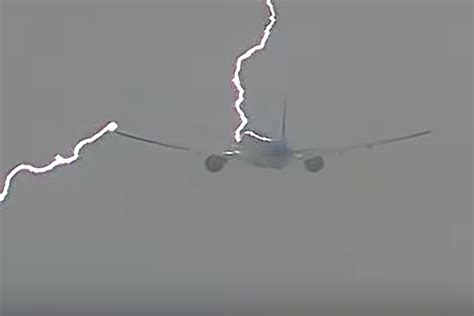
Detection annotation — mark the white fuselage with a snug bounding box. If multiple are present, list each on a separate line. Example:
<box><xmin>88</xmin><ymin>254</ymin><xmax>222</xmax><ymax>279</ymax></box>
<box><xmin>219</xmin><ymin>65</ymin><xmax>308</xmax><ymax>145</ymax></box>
<box><xmin>235</xmin><ymin>134</ymin><xmax>293</xmax><ymax>169</ymax></box>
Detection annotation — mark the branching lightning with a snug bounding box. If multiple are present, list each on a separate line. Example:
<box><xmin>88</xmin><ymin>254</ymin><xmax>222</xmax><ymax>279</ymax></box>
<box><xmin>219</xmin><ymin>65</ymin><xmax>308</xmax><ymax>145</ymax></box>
<box><xmin>0</xmin><ymin>121</ymin><xmax>118</xmax><ymax>202</ymax></box>
<box><xmin>231</xmin><ymin>0</ymin><xmax>277</xmax><ymax>143</ymax></box>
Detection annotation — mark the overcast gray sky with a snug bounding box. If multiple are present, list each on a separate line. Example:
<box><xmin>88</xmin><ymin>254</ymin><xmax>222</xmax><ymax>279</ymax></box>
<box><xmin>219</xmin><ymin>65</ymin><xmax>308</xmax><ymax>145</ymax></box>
<box><xmin>1</xmin><ymin>0</ymin><xmax>472</xmax><ymax>315</ymax></box>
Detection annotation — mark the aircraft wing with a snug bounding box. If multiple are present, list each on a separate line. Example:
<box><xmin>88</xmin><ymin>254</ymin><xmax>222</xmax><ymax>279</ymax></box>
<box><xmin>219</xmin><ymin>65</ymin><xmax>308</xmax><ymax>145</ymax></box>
<box><xmin>113</xmin><ymin>130</ymin><xmax>237</xmax><ymax>158</ymax></box>
<box><xmin>293</xmin><ymin>130</ymin><xmax>431</xmax><ymax>160</ymax></box>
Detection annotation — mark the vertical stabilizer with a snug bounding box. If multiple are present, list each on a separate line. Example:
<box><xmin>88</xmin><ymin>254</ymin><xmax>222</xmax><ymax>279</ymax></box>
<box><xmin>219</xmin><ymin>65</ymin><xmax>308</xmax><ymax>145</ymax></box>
<box><xmin>281</xmin><ymin>96</ymin><xmax>287</xmax><ymax>140</ymax></box>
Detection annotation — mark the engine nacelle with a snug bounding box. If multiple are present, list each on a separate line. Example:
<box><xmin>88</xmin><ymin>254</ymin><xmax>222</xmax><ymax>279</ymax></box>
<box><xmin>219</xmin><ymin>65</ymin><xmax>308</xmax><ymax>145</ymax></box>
<box><xmin>304</xmin><ymin>156</ymin><xmax>324</xmax><ymax>172</ymax></box>
<box><xmin>205</xmin><ymin>155</ymin><xmax>228</xmax><ymax>173</ymax></box>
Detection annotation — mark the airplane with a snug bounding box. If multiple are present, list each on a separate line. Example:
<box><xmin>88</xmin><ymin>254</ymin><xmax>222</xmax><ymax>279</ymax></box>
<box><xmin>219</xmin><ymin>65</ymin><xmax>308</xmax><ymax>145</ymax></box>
<box><xmin>113</xmin><ymin>99</ymin><xmax>431</xmax><ymax>173</ymax></box>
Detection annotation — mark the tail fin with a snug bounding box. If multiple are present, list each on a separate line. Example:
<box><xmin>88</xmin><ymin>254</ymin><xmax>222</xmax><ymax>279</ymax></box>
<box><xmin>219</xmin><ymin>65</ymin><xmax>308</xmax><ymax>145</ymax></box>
<box><xmin>281</xmin><ymin>96</ymin><xmax>287</xmax><ymax>140</ymax></box>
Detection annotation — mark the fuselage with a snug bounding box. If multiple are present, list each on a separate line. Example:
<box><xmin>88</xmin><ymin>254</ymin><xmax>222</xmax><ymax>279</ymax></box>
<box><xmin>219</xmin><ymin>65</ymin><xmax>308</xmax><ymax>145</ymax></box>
<box><xmin>235</xmin><ymin>133</ymin><xmax>293</xmax><ymax>169</ymax></box>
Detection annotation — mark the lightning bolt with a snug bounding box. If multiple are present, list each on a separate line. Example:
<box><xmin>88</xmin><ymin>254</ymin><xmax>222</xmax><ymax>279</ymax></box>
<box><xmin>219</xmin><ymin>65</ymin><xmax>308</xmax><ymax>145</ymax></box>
<box><xmin>1</xmin><ymin>1</ymin><xmax>278</xmax><ymax>202</ymax></box>
<box><xmin>0</xmin><ymin>121</ymin><xmax>118</xmax><ymax>202</ymax></box>
<box><xmin>231</xmin><ymin>0</ymin><xmax>277</xmax><ymax>143</ymax></box>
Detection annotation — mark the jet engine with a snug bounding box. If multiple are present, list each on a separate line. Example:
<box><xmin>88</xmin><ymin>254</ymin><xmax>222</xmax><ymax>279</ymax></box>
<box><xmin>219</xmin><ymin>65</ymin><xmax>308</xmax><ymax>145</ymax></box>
<box><xmin>205</xmin><ymin>155</ymin><xmax>228</xmax><ymax>173</ymax></box>
<box><xmin>304</xmin><ymin>156</ymin><xmax>324</xmax><ymax>172</ymax></box>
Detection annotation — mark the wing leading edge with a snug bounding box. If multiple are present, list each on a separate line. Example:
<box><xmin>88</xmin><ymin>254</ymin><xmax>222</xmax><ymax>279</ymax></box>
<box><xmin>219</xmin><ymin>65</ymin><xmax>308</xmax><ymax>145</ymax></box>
<box><xmin>114</xmin><ymin>130</ymin><xmax>192</xmax><ymax>151</ymax></box>
<box><xmin>294</xmin><ymin>130</ymin><xmax>432</xmax><ymax>160</ymax></box>
<box><xmin>113</xmin><ymin>129</ymin><xmax>237</xmax><ymax>158</ymax></box>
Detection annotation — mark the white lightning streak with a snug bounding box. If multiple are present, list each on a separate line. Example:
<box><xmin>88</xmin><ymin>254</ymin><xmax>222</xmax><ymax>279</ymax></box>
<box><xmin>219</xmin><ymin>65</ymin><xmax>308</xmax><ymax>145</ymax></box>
<box><xmin>0</xmin><ymin>121</ymin><xmax>118</xmax><ymax>202</ymax></box>
<box><xmin>1</xmin><ymin>1</ymin><xmax>277</xmax><ymax>202</ymax></box>
<box><xmin>232</xmin><ymin>0</ymin><xmax>277</xmax><ymax>143</ymax></box>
